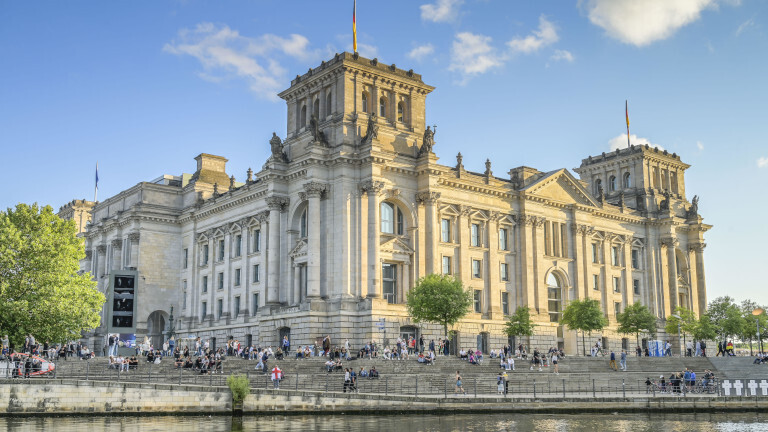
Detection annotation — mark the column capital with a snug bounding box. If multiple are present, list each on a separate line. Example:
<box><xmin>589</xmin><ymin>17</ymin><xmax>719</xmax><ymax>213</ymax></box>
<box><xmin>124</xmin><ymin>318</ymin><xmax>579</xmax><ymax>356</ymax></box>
<box><xmin>303</xmin><ymin>181</ymin><xmax>329</xmax><ymax>198</ymax></box>
<box><xmin>688</xmin><ymin>242</ymin><xmax>706</xmax><ymax>253</ymax></box>
<box><xmin>360</xmin><ymin>180</ymin><xmax>386</xmax><ymax>195</ymax></box>
<box><xmin>110</xmin><ymin>238</ymin><xmax>123</xmax><ymax>248</ymax></box>
<box><xmin>256</xmin><ymin>210</ymin><xmax>270</xmax><ymax>223</ymax></box>
<box><xmin>660</xmin><ymin>237</ymin><xmax>679</xmax><ymax>248</ymax></box>
<box><xmin>127</xmin><ymin>232</ymin><xmax>140</xmax><ymax>242</ymax></box>
<box><xmin>96</xmin><ymin>244</ymin><xmax>107</xmax><ymax>254</ymax></box>
<box><xmin>416</xmin><ymin>191</ymin><xmax>441</xmax><ymax>205</ymax></box>
<box><xmin>266</xmin><ymin>196</ymin><xmax>290</xmax><ymax>212</ymax></box>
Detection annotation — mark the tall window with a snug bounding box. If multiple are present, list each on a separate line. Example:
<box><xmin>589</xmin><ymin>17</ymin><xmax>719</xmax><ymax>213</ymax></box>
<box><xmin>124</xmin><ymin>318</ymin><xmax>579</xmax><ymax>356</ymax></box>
<box><xmin>500</xmin><ymin>263</ymin><xmax>509</xmax><ymax>281</ymax></box>
<box><xmin>217</xmin><ymin>272</ymin><xmax>224</xmax><ymax>290</ymax></box>
<box><xmin>474</xmin><ymin>290</ymin><xmax>482</xmax><ymax>313</ymax></box>
<box><xmin>593</xmin><ymin>274</ymin><xmax>599</xmax><ymax>291</ymax></box>
<box><xmin>397</xmin><ymin>101</ymin><xmax>405</xmax><ymax>122</ymax></box>
<box><xmin>234</xmin><ymin>268</ymin><xmax>241</xmax><ymax>286</ymax></box>
<box><xmin>300</xmin><ymin>209</ymin><xmax>308</xmax><ymax>238</ymax></box>
<box><xmin>218</xmin><ymin>239</ymin><xmax>225</xmax><ymax>261</ymax></box>
<box><xmin>326</xmin><ymin>91</ymin><xmax>332</xmax><ymax>117</ymax></box>
<box><xmin>202</xmin><ymin>276</ymin><xmax>208</xmax><ymax>293</ymax></box>
<box><xmin>201</xmin><ymin>301</ymin><xmax>207</xmax><ymax>319</ymax></box>
<box><xmin>614</xmin><ymin>302</ymin><xmax>621</xmax><ymax>318</ymax></box>
<box><xmin>234</xmin><ymin>296</ymin><xmax>240</xmax><ymax>317</ymax></box>
<box><xmin>471</xmin><ymin>223</ymin><xmax>480</xmax><ymax>247</ymax></box>
<box><xmin>361</xmin><ymin>92</ymin><xmax>368</xmax><ymax>113</ymax></box>
<box><xmin>382</xmin><ymin>263</ymin><xmax>397</xmax><ymax>304</ymax></box>
<box><xmin>441</xmin><ymin>219</ymin><xmax>451</xmax><ymax>242</ymax></box>
<box><xmin>499</xmin><ymin>228</ymin><xmax>508</xmax><ymax>250</ymax></box>
<box><xmin>253</xmin><ymin>229</ymin><xmax>261</xmax><ymax>252</ymax></box>
<box><xmin>313</xmin><ymin>98</ymin><xmax>320</xmax><ymax>118</ymax></box>
<box><xmin>611</xmin><ymin>246</ymin><xmax>620</xmax><ymax>266</ymax></box>
<box><xmin>216</xmin><ymin>298</ymin><xmax>223</xmax><ymax>319</ymax></box>
<box><xmin>381</xmin><ymin>202</ymin><xmax>404</xmax><ymax>235</ymax></box>
<box><xmin>609</xmin><ymin>175</ymin><xmax>617</xmax><ymax>191</ymax></box>
<box><xmin>472</xmin><ymin>259</ymin><xmax>482</xmax><ymax>278</ymax></box>
<box><xmin>442</xmin><ymin>256</ymin><xmax>451</xmax><ymax>275</ymax></box>
<box><xmin>182</xmin><ymin>280</ymin><xmax>187</xmax><ymax>309</ymax></box>
<box><xmin>595</xmin><ymin>179</ymin><xmax>602</xmax><ymax>196</ymax></box>
<box><xmin>252</xmin><ymin>264</ymin><xmax>260</xmax><ymax>283</ymax></box>
<box><xmin>633</xmin><ymin>279</ymin><xmax>640</xmax><ymax>295</ymax></box>
<box><xmin>613</xmin><ymin>276</ymin><xmax>621</xmax><ymax>292</ymax></box>
<box><xmin>234</xmin><ymin>235</ymin><xmax>242</xmax><ymax>257</ymax></box>
<box><xmin>300</xmin><ymin>105</ymin><xmax>307</xmax><ymax>126</ymax></box>
<box><xmin>252</xmin><ymin>293</ymin><xmax>259</xmax><ymax>316</ymax></box>
<box><xmin>547</xmin><ymin>273</ymin><xmax>562</xmax><ymax>323</ymax></box>
<box><xmin>592</xmin><ymin>243</ymin><xmax>598</xmax><ymax>263</ymax></box>
<box><xmin>623</xmin><ymin>172</ymin><xmax>631</xmax><ymax>189</ymax></box>
<box><xmin>501</xmin><ymin>292</ymin><xmax>509</xmax><ymax>315</ymax></box>
<box><xmin>379</xmin><ymin>96</ymin><xmax>387</xmax><ymax>117</ymax></box>
<box><xmin>183</xmin><ymin>248</ymin><xmax>188</xmax><ymax>269</ymax></box>
<box><xmin>631</xmin><ymin>249</ymin><xmax>640</xmax><ymax>269</ymax></box>
<box><xmin>202</xmin><ymin>244</ymin><xmax>209</xmax><ymax>265</ymax></box>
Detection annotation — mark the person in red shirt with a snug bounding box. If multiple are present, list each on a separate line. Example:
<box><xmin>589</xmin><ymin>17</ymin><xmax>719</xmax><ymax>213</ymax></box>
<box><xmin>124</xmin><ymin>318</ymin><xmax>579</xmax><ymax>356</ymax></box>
<box><xmin>271</xmin><ymin>366</ymin><xmax>283</xmax><ymax>389</ymax></box>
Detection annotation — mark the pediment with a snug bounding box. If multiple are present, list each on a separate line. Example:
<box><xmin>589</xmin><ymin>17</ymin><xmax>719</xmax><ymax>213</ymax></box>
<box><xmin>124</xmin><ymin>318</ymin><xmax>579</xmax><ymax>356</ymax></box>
<box><xmin>523</xmin><ymin>169</ymin><xmax>599</xmax><ymax>207</ymax></box>
<box><xmin>380</xmin><ymin>237</ymin><xmax>414</xmax><ymax>255</ymax></box>
<box><xmin>289</xmin><ymin>239</ymin><xmax>308</xmax><ymax>258</ymax></box>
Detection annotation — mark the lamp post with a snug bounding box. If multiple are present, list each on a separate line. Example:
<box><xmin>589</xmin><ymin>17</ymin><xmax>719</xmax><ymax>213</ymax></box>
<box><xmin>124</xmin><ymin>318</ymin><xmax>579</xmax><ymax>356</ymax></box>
<box><xmin>671</xmin><ymin>314</ymin><xmax>683</xmax><ymax>357</ymax></box>
<box><xmin>753</xmin><ymin>308</ymin><xmax>764</xmax><ymax>356</ymax></box>
<box><xmin>167</xmin><ymin>306</ymin><xmax>176</xmax><ymax>340</ymax></box>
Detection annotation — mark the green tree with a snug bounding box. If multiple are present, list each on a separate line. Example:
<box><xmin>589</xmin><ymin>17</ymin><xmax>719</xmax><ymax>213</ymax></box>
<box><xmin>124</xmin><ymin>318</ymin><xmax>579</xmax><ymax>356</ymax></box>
<box><xmin>692</xmin><ymin>313</ymin><xmax>717</xmax><ymax>342</ymax></box>
<box><xmin>665</xmin><ymin>306</ymin><xmax>697</xmax><ymax>354</ymax></box>
<box><xmin>406</xmin><ymin>274</ymin><xmax>473</xmax><ymax>337</ymax></box>
<box><xmin>739</xmin><ymin>300</ymin><xmax>768</xmax><ymax>355</ymax></box>
<box><xmin>561</xmin><ymin>298</ymin><xmax>608</xmax><ymax>356</ymax></box>
<box><xmin>616</xmin><ymin>303</ymin><xmax>657</xmax><ymax>347</ymax></box>
<box><xmin>707</xmin><ymin>296</ymin><xmax>744</xmax><ymax>344</ymax></box>
<box><xmin>503</xmin><ymin>306</ymin><xmax>536</xmax><ymax>344</ymax></box>
<box><xmin>0</xmin><ymin>203</ymin><xmax>104</xmax><ymax>348</ymax></box>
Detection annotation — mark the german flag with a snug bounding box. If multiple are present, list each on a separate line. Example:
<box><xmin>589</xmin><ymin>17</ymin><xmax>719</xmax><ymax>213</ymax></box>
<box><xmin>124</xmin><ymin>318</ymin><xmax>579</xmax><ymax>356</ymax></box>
<box><xmin>353</xmin><ymin>0</ymin><xmax>358</xmax><ymax>53</ymax></box>
<box><xmin>625</xmin><ymin>100</ymin><xmax>630</xmax><ymax>147</ymax></box>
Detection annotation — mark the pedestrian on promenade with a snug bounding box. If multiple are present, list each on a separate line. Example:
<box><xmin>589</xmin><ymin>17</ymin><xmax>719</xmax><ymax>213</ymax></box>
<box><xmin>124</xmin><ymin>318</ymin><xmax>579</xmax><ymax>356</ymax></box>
<box><xmin>551</xmin><ymin>352</ymin><xmax>559</xmax><ymax>375</ymax></box>
<box><xmin>455</xmin><ymin>371</ymin><xmax>466</xmax><ymax>395</ymax></box>
<box><xmin>620</xmin><ymin>350</ymin><xmax>627</xmax><ymax>371</ymax></box>
<box><xmin>271</xmin><ymin>365</ymin><xmax>282</xmax><ymax>389</ymax></box>
<box><xmin>497</xmin><ymin>373</ymin><xmax>504</xmax><ymax>394</ymax></box>
<box><xmin>502</xmin><ymin>370</ymin><xmax>509</xmax><ymax>395</ymax></box>
<box><xmin>609</xmin><ymin>351</ymin><xmax>617</xmax><ymax>371</ymax></box>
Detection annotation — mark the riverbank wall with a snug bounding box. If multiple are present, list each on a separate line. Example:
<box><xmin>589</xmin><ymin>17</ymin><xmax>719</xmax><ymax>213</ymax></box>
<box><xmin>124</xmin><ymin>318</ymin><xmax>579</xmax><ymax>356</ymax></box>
<box><xmin>2</xmin><ymin>379</ymin><xmax>768</xmax><ymax>415</ymax></box>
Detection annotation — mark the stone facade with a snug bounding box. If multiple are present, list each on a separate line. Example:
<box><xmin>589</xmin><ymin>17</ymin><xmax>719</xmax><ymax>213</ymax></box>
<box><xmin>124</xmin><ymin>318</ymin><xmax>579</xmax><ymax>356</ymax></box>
<box><xmin>68</xmin><ymin>52</ymin><xmax>711</xmax><ymax>355</ymax></box>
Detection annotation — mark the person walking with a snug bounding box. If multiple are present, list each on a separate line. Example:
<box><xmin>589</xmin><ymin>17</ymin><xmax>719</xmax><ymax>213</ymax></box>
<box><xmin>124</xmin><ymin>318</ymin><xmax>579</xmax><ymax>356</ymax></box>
<box><xmin>271</xmin><ymin>365</ymin><xmax>282</xmax><ymax>389</ymax></box>
<box><xmin>551</xmin><ymin>352</ymin><xmax>559</xmax><ymax>375</ymax></box>
<box><xmin>620</xmin><ymin>350</ymin><xmax>627</xmax><ymax>371</ymax></box>
<box><xmin>282</xmin><ymin>335</ymin><xmax>290</xmax><ymax>354</ymax></box>
<box><xmin>455</xmin><ymin>371</ymin><xmax>466</xmax><ymax>395</ymax></box>
<box><xmin>609</xmin><ymin>350</ymin><xmax>617</xmax><ymax>371</ymax></box>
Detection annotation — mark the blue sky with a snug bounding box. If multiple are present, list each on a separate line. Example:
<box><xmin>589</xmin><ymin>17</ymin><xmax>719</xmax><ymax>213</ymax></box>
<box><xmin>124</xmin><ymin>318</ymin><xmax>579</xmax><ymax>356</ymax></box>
<box><xmin>1</xmin><ymin>0</ymin><xmax>766</xmax><ymax>305</ymax></box>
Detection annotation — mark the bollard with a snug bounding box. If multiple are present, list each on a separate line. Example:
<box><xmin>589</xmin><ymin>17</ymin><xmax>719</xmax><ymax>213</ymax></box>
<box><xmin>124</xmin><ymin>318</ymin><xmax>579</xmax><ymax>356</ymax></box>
<box><xmin>592</xmin><ymin>379</ymin><xmax>595</xmax><ymax>398</ymax></box>
<box><xmin>622</xmin><ymin>379</ymin><xmax>626</xmax><ymax>398</ymax></box>
<box><xmin>533</xmin><ymin>380</ymin><xmax>537</xmax><ymax>398</ymax></box>
<box><xmin>562</xmin><ymin>379</ymin><xmax>566</xmax><ymax>398</ymax></box>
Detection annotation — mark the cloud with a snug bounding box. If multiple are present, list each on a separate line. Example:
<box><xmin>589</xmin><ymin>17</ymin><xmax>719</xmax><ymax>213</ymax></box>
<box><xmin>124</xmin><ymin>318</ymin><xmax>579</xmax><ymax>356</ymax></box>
<box><xmin>582</xmin><ymin>0</ymin><xmax>724</xmax><ymax>47</ymax></box>
<box><xmin>420</xmin><ymin>0</ymin><xmax>463</xmax><ymax>23</ymax></box>
<box><xmin>735</xmin><ymin>18</ymin><xmax>754</xmax><ymax>36</ymax></box>
<box><xmin>758</xmin><ymin>157</ymin><xmax>768</xmax><ymax>168</ymax></box>
<box><xmin>508</xmin><ymin>15</ymin><xmax>559</xmax><ymax>54</ymax></box>
<box><xmin>164</xmin><ymin>23</ymin><xmax>316</xmax><ymax>100</ymax></box>
<box><xmin>408</xmin><ymin>43</ymin><xmax>435</xmax><ymax>59</ymax></box>
<box><xmin>696</xmin><ymin>141</ymin><xmax>704</xmax><ymax>150</ymax></box>
<box><xmin>449</xmin><ymin>32</ymin><xmax>503</xmax><ymax>81</ymax></box>
<box><xmin>609</xmin><ymin>134</ymin><xmax>664</xmax><ymax>151</ymax></box>
<box><xmin>550</xmin><ymin>49</ymin><xmax>574</xmax><ymax>62</ymax></box>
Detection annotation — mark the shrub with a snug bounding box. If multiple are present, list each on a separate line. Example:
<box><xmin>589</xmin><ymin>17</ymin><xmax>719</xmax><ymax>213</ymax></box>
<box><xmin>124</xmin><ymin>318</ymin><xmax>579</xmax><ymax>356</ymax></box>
<box><xmin>227</xmin><ymin>374</ymin><xmax>251</xmax><ymax>403</ymax></box>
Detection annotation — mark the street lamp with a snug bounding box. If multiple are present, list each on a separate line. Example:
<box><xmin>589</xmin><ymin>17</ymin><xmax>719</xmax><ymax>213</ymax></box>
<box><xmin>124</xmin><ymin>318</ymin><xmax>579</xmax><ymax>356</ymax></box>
<box><xmin>671</xmin><ymin>314</ymin><xmax>683</xmax><ymax>357</ymax></box>
<box><xmin>753</xmin><ymin>308</ymin><xmax>764</xmax><ymax>356</ymax></box>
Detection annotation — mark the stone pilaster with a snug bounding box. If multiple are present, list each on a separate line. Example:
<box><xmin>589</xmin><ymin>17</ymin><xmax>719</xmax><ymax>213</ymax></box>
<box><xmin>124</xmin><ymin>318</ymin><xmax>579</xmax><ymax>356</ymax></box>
<box><xmin>361</xmin><ymin>180</ymin><xmax>385</xmax><ymax>298</ymax></box>
<box><xmin>266</xmin><ymin>196</ymin><xmax>289</xmax><ymax>305</ymax></box>
<box><xmin>303</xmin><ymin>181</ymin><xmax>328</xmax><ymax>298</ymax></box>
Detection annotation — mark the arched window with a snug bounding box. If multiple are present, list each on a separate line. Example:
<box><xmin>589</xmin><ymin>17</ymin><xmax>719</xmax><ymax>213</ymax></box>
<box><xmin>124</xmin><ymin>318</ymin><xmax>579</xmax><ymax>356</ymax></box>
<box><xmin>594</xmin><ymin>179</ymin><xmax>602</xmax><ymax>196</ymax></box>
<box><xmin>313</xmin><ymin>99</ymin><xmax>320</xmax><ymax>118</ymax></box>
<box><xmin>361</xmin><ymin>92</ymin><xmax>368</xmax><ymax>113</ymax></box>
<box><xmin>379</xmin><ymin>96</ymin><xmax>387</xmax><ymax>117</ymax></box>
<box><xmin>547</xmin><ymin>273</ymin><xmax>562</xmax><ymax>323</ymax></box>
<box><xmin>300</xmin><ymin>209</ymin><xmax>307</xmax><ymax>238</ymax></box>
<box><xmin>623</xmin><ymin>172</ymin><xmax>631</xmax><ymax>189</ymax></box>
<box><xmin>397</xmin><ymin>101</ymin><xmax>405</xmax><ymax>122</ymax></box>
<box><xmin>325</xmin><ymin>92</ymin><xmax>332</xmax><ymax>117</ymax></box>
<box><xmin>380</xmin><ymin>202</ymin><xmax>404</xmax><ymax>235</ymax></box>
<box><xmin>609</xmin><ymin>175</ymin><xmax>616</xmax><ymax>191</ymax></box>
<box><xmin>300</xmin><ymin>105</ymin><xmax>307</xmax><ymax>127</ymax></box>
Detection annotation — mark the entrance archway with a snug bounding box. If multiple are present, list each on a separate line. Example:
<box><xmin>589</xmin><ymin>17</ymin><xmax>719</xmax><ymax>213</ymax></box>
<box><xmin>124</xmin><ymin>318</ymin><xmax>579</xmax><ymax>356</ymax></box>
<box><xmin>146</xmin><ymin>310</ymin><xmax>168</xmax><ymax>349</ymax></box>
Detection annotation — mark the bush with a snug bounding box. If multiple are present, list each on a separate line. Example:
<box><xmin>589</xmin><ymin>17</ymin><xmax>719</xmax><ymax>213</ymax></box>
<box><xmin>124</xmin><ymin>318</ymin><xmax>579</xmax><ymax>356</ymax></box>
<box><xmin>227</xmin><ymin>374</ymin><xmax>251</xmax><ymax>403</ymax></box>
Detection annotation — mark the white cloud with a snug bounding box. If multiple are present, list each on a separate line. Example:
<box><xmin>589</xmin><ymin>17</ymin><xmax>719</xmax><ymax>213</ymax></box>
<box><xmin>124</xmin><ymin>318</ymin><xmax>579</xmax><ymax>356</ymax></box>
<box><xmin>696</xmin><ymin>141</ymin><xmax>704</xmax><ymax>150</ymax></box>
<box><xmin>550</xmin><ymin>49</ymin><xmax>574</xmax><ymax>62</ymax></box>
<box><xmin>508</xmin><ymin>15</ymin><xmax>559</xmax><ymax>54</ymax></box>
<box><xmin>164</xmin><ymin>23</ymin><xmax>316</xmax><ymax>100</ymax></box>
<box><xmin>735</xmin><ymin>18</ymin><xmax>754</xmax><ymax>36</ymax></box>
<box><xmin>582</xmin><ymin>0</ymin><xmax>725</xmax><ymax>47</ymax></box>
<box><xmin>609</xmin><ymin>134</ymin><xmax>664</xmax><ymax>151</ymax></box>
<box><xmin>758</xmin><ymin>157</ymin><xmax>768</xmax><ymax>168</ymax></box>
<box><xmin>408</xmin><ymin>43</ymin><xmax>435</xmax><ymax>59</ymax></box>
<box><xmin>355</xmin><ymin>43</ymin><xmax>379</xmax><ymax>59</ymax></box>
<box><xmin>449</xmin><ymin>32</ymin><xmax>503</xmax><ymax>80</ymax></box>
<box><xmin>420</xmin><ymin>0</ymin><xmax>463</xmax><ymax>23</ymax></box>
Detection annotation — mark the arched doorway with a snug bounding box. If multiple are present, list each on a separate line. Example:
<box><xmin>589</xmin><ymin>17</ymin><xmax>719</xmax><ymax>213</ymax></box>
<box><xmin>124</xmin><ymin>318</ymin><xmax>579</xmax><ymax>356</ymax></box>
<box><xmin>146</xmin><ymin>310</ymin><xmax>168</xmax><ymax>349</ymax></box>
<box><xmin>278</xmin><ymin>327</ymin><xmax>291</xmax><ymax>349</ymax></box>
<box><xmin>547</xmin><ymin>273</ymin><xmax>565</xmax><ymax>350</ymax></box>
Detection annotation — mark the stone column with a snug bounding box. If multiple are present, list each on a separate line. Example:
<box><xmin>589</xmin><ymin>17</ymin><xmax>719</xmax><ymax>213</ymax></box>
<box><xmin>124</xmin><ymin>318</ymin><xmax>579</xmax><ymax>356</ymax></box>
<box><xmin>96</xmin><ymin>244</ymin><xmax>107</xmax><ymax>279</ymax></box>
<box><xmin>416</xmin><ymin>191</ymin><xmax>441</xmax><ymax>274</ymax></box>
<box><xmin>266</xmin><ymin>196</ymin><xmax>289</xmax><ymax>305</ymax></box>
<box><xmin>111</xmin><ymin>239</ymin><xmax>122</xmax><ymax>271</ymax></box>
<box><xmin>458</xmin><ymin>205</ymin><xmax>472</xmax><ymax>283</ymax></box>
<box><xmin>361</xmin><ymin>180</ymin><xmax>385</xmax><ymax>298</ymax></box>
<box><xmin>304</xmin><ymin>182</ymin><xmax>327</xmax><ymax>298</ymax></box>
<box><xmin>127</xmin><ymin>232</ymin><xmax>140</xmax><ymax>269</ymax></box>
<box><xmin>691</xmin><ymin>243</ymin><xmax>707</xmax><ymax>316</ymax></box>
<box><xmin>661</xmin><ymin>237</ymin><xmax>679</xmax><ymax>315</ymax></box>
<box><xmin>487</xmin><ymin>214</ymin><xmax>501</xmax><ymax>317</ymax></box>
<box><xmin>293</xmin><ymin>263</ymin><xmax>301</xmax><ymax>304</ymax></box>
<box><xmin>623</xmin><ymin>238</ymin><xmax>633</xmax><ymax>306</ymax></box>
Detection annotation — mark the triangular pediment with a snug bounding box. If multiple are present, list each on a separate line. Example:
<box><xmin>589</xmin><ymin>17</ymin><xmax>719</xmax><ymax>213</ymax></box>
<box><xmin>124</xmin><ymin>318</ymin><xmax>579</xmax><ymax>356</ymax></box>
<box><xmin>289</xmin><ymin>239</ymin><xmax>308</xmax><ymax>258</ymax></box>
<box><xmin>522</xmin><ymin>169</ymin><xmax>599</xmax><ymax>207</ymax></box>
<box><xmin>380</xmin><ymin>237</ymin><xmax>414</xmax><ymax>255</ymax></box>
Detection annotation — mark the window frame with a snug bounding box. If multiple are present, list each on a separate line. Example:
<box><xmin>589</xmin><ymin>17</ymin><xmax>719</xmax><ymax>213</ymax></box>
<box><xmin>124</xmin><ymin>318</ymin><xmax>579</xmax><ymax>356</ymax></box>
<box><xmin>500</xmin><ymin>262</ymin><xmax>509</xmax><ymax>281</ymax></box>
<box><xmin>442</xmin><ymin>256</ymin><xmax>451</xmax><ymax>275</ymax></box>
<box><xmin>234</xmin><ymin>296</ymin><xmax>241</xmax><ymax>317</ymax></box>
<box><xmin>593</xmin><ymin>274</ymin><xmax>600</xmax><ymax>291</ymax></box>
<box><xmin>234</xmin><ymin>234</ymin><xmax>242</xmax><ymax>257</ymax></box>
<box><xmin>501</xmin><ymin>292</ymin><xmax>509</xmax><ymax>315</ymax></box>
<box><xmin>382</xmin><ymin>263</ymin><xmax>397</xmax><ymax>304</ymax></box>
<box><xmin>252</xmin><ymin>264</ymin><xmax>260</xmax><ymax>283</ymax></box>
<box><xmin>499</xmin><ymin>228</ymin><xmax>508</xmax><ymax>250</ymax></box>
<box><xmin>217</xmin><ymin>272</ymin><xmax>224</xmax><ymax>290</ymax></box>
<box><xmin>613</xmin><ymin>276</ymin><xmax>621</xmax><ymax>293</ymax></box>
<box><xmin>441</xmin><ymin>218</ymin><xmax>451</xmax><ymax>243</ymax></box>
<box><xmin>218</xmin><ymin>239</ymin><xmax>225</xmax><ymax>261</ymax></box>
<box><xmin>234</xmin><ymin>268</ymin><xmax>241</xmax><ymax>286</ymax></box>
<box><xmin>201</xmin><ymin>301</ymin><xmax>207</xmax><ymax>319</ymax></box>
<box><xmin>471</xmin><ymin>223</ymin><xmax>480</xmax><ymax>247</ymax></box>
<box><xmin>472</xmin><ymin>259</ymin><xmax>482</xmax><ymax>279</ymax></box>
<box><xmin>252</xmin><ymin>293</ymin><xmax>259</xmax><ymax>316</ymax></box>
<box><xmin>202</xmin><ymin>275</ymin><xmax>208</xmax><ymax>293</ymax></box>
<box><xmin>473</xmin><ymin>290</ymin><xmax>482</xmax><ymax>313</ymax></box>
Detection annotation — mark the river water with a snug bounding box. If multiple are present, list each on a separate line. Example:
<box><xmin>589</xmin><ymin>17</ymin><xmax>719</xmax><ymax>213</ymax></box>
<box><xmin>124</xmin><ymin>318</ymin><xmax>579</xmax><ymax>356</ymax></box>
<box><xmin>2</xmin><ymin>413</ymin><xmax>767</xmax><ymax>432</ymax></box>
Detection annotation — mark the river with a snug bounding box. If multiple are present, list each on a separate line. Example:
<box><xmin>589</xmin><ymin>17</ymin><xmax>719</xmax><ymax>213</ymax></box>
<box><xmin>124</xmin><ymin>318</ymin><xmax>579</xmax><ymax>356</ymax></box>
<box><xmin>2</xmin><ymin>413</ymin><xmax>767</xmax><ymax>431</ymax></box>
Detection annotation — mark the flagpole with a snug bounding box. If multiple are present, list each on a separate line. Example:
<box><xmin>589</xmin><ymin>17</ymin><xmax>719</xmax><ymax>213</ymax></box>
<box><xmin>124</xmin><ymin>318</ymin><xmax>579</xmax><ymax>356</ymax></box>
<box><xmin>94</xmin><ymin>162</ymin><xmax>99</xmax><ymax>202</ymax></box>
<box><xmin>625</xmin><ymin>100</ymin><xmax>630</xmax><ymax>148</ymax></box>
<box><xmin>353</xmin><ymin>0</ymin><xmax>358</xmax><ymax>53</ymax></box>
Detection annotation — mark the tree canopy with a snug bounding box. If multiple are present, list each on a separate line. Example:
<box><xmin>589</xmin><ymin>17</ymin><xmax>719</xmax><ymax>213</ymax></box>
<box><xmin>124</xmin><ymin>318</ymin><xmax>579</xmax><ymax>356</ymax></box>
<box><xmin>560</xmin><ymin>298</ymin><xmax>608</xmax><ymax>356</ymax></box>
<box><xmin>707</xmin><ymin>296</ymin><xmax>744</xmax><ymax>341</ymax></box>
<box><xmin>503</xmin><ymin>306</ymin><xmax>535</xmax><ymax>339</ymax></box>
<box><xmin>406</xmin><ymin>273</ymin><xmax>472</xmax><ymax>337</ymax></box>
<box><xmin>616</xmin><ymin>303</ymin><xmax>657</xmax><ymax>346</ymax></box>
<box><xmin>0</xmin><ymin>203</ymin><xmax>104</xmax><ymax>348</ymax></box>
<box><xmin>664</xmin><ymin>306</ymin><xmax>697</xmax><ymax>337</ymax></box>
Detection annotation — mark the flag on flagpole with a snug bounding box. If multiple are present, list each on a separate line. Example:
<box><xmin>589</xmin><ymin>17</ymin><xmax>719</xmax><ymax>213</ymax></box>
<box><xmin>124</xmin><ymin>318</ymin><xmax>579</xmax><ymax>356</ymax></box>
<box><xmin>94</xmin><ymin>162</ymin><xmax>99</xmax><ymax>202</ymax></box>
<box><xmin>353</xmin><ymin>0</ymin><xmax>358</xmax><ymax>53</ymax></box>
<box><xmin>625</xmin><ymin>100</ymin><xmax>630</xmax><ymax>148</ymax></box>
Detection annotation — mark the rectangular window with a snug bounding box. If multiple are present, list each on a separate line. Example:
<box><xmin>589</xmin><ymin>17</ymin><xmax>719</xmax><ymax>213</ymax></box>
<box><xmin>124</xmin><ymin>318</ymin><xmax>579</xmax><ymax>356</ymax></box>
<box><xmin>591</xmin><ymin>243</ymin><xmax>598</xmax><ymax>263</ymax></box>
<box><xmin>471</xmin><ymin>223</ymin><xmax>480</xmax><ymax>247</ymax></box>
<box><xmin>441</xmin><ymin>219</ymin><xmax>451</xmax><ymax>242</ymax></box>
<box><xmin>613</xmin><ymin>276</ymin><xmax>621</xmax><ymax>292</ymax></box>
<box><xmin>253</xmin><ymin>229</ymin><xmax>261</xmax><ymax>252</ymax></box>
<box><xmin>442</xmin><ymin>256</ymin><xmax>451</xmax><ymax>275</ymax></box>
<box><xmin>182</xmin><ymin>280</ymin><xmax>187</xmax><ymax>309</ymax></box>
<box><xmin>501</xmin><ymin>292</ymin><xmax>509</xmax><ymax>315</ymax></box>
<box><xmin>202</xmin><ymin>275</ymin><xmax>208</xmax><ymax>293</ymax></box>
<box><xmin>218</xmin><ymin>239</ymin><xmax>225</xmax><ymax>261</ymax></box>
<box><xmin>218</xmin><ymin>272</ymin><xmax>224</xmax><ymax>290</ymax></box>
<box><xmin>593</xmin><ymin>274</ymin><xmax>599</xmax><ymax>291</ymax></box>
<box><xmin>183</xmin><ymin>248</ymin><xmax>188</xmax><ymax>269</ymax></box>
<box><xmin>633</xmin><ymin>279</ymin><xmax>640</xmax><ymax>295</ymax></box>
<box><xmin>203</xmin><ymin>244</ymin><xmax>209</xmax><ymax>265</ymax></box>
<box><xmin>548</xmin><ymin>287</ymin><xmax>562</xmax><ymax>323</ymax></box>
<box><xmin>474</xmin><ymin>290</ymin><xmax>482</xmax><ymax>313</ymax></box>
<box><xmin>631</xmin><ymin>249</ymin><xmax>640</xmax><ymax>269</ymax></box>
<box><xmin>201</xmin><ymin>301</ymin><xmax>207</xmax><ymax>319</ymax></box>
<box><xmin>235</xmin><ymin>235</ymin><xmax>242</xmax><ymax>257</ymax></box>
<box><xmin>614</xmin><ymin>302</ymin><xmax>621</xmax><ymax>318</ymax></box>
<box><xmin>500</xmin><ymin>263</ymin><xmax>509</xmax><ymax>281</ymax></box>
<box><xmin>234</xmin><ymin>268</ymin><xmax>241</xmax><ymax>286</ymax></box>
<box><xmin>216</xmin><ymin>298</ymin><xmax>223</xmax><ymax>319</ymax></box>
<box><xmin>472</xmin><ymin>259</ymin><xmax>482</xmax><ymax>278</ymax></box>
<box><xmin>611</xmin><ymin>246</ymin><xmax>619</xmax><ymax>266</ymax></box>
<box><xmin>234</xmin><ymin>296</ymin><xmax>240</xmax><ymax>317</ymax></box>
<box><xmin>252</xmin><ymin>264</ymin><xmax>260</xmax><ymax>283</ymax></box>
<box><xmin>499</xmin><ymin>228</ymin><xmax>508</xmax><ymax>250</ymax></box>
<box><xmin>382</xmin><ymin>263</ymin><xmax>397</xmax><ymax>304</ymax></box>
<box><xmin>252</xmin><ymin>293</ymin><xmax>259</xmax><ymax>316</ymax></box>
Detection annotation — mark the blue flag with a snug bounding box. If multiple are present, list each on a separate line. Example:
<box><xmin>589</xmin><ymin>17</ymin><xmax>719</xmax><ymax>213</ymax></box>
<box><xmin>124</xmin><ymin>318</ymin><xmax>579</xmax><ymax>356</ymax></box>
<box><xmin>94</xmin><ymin>162</ymin><xmax>99</xmax><ymax>201</ymax></box>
